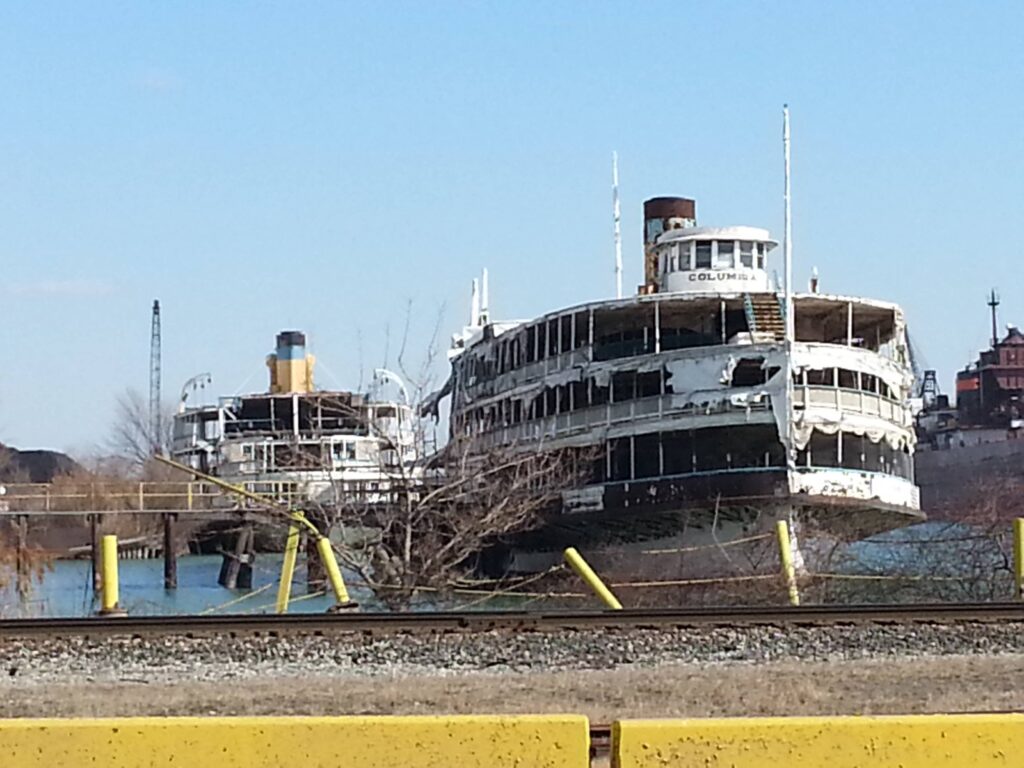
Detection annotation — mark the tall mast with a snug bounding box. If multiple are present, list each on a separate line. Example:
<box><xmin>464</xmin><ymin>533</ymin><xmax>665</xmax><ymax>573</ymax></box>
<box><xmin>470</xmin><ymin>278</ymin><xmax>480</xmax><ymax>327</ymax></box>
<box><xmin>613</xmin><ymin>151</ymin><xmax>623</xmax><ymax>299</ymax></box>
<box><xmin>783</xmin><ymin>106</ymin><xmax>794</xmax><ymax>343</ymax></box>
<box><xmin>988</xmin><ymin>288</ymin><xmax>1000</xmax><ymax>347</ymax></box>
<box><xmin>149</xmin><ymin>299</ymin><xmax>162</xmax><ymax>454</ymax></box>
<box><xmin>782</xmin><ymin>106</ymin><xmax>795</xmax><ymax>471</ymax></box>
<box><xmin>480</xmin><ymin>268</ymin><xmax>490</xmax><ymax>325</ymax></box>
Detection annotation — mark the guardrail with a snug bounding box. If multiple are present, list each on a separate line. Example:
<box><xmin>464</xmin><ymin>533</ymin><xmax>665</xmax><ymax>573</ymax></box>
<box><xmin>0</xmin><ymin>481</ymin><xmax>306</xmax><ymax>514</ymax></box>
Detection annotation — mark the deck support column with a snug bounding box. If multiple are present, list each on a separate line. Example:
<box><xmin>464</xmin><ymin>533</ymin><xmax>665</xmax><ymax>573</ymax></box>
<box><xmin>654</xmin><ymin>301</ymin><xmax>661</xmax><ymax>354</ymax></box>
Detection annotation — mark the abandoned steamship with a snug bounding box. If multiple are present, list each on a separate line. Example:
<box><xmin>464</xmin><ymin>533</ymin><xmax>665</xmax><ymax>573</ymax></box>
<box><xmin>171</xmin><ymin>331</ymin><xmax>417</xmax><ymax>505</ymax></box>
<box><xmin>436</xmin><ymin>195</ymin><xmax>923</xmax><ymax>574</ymax></box>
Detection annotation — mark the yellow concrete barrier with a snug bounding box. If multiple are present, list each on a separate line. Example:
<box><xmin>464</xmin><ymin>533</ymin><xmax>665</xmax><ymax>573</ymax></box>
<box><xmin>0</xmin><ymin>715</ymin><xmax>590</xmax><ymax>767</ymax></box>
<box><xmin>612</xmin><ymin>713</ymin><xmax>1024</xmax><ymax>767</ymax></box>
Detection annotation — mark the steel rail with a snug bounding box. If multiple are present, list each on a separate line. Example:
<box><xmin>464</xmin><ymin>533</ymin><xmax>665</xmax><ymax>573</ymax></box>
<box><xmin>2</xmin><ymin>603</ymin><xmax>1024</xmax><ymax>639</ymax></box>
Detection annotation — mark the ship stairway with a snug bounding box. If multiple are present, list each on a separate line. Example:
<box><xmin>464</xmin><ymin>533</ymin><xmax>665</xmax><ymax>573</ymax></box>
<box><xmin>743</xmin><ymin>292</ymin><xmax>786</xmax><ymax>341</ymax></box>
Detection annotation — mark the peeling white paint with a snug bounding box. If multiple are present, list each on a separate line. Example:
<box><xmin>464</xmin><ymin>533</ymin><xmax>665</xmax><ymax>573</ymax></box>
<box><xmin>790</xmin><ymin>468</ymin><xmax>920</xmax><ymax>510</ymax></box>
<box><xmin>443</xmin><ymin>287</ymin><xmax>921</xmax><ymax>517</ymax></box>
<box><xmin>791</xmin><ymin>342</ymin><xmax>912</xmax><ymax>398</ymax></box>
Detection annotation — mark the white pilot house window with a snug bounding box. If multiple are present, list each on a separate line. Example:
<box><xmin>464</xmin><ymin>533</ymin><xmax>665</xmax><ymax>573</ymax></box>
<box><xmin>715</xmin><ymin>240</ymin><xmax>735</xmax><ymax>269</ymax></box>
<box><xmin>740</xmin><ymin>241</ymin><xmax>754</xmax><ymax>268</ymax></box>
<box><xmin>695</xmin><ymin>242</ymin><xmax>712</xmax><ymax>269</ymax></box>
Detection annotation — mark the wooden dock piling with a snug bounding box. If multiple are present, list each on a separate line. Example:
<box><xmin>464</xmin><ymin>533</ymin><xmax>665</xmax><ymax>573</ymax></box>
<box><xmin>90</xmin><ymin>514</ymin><xmax>102</xmax><ymax>592</ymax></box>
<box><xmin>218</xmin><ymin>522</ymin><xmax>255</xmax><ymax>590</ymax></box>
<box><xmin>163</xmin><ymin>513</ymin><xmax>177</xmax><ymax>590</ymax></box>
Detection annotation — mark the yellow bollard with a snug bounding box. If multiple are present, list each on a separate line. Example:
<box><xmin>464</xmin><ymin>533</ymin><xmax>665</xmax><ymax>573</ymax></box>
<box><xmin>776</xmin><ymin>520</ymin><xmax>800</xmax><ymax>606</ymax></box>
<box><xmin>316</xmin><ymin>537</ymin><xmax>355</xmax><ymax>609</ymax></box>
<box><xmin>99</xmin><ymin>534</ymin><xmax>124</xmax><ymax>615</ymax></box>
<box><xmin>564</xmin><ymin>547</ymin><xmax>623</xmax><ymax>610</ymax></box>
<box><xmin>1014</xmin><ymin>518</ymin><xmax>1024</xmax><ymax>601</ymax></box>
<box><xmin>275</xmin><ymin>516</ymin><xmax>303</xmax><ymax>614</ymax></box>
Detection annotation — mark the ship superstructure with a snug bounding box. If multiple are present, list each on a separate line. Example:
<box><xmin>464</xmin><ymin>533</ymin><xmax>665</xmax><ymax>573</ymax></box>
<box><xmin>436</xmin><ymin>195</ymin><xmax>922</xmax><ymax>565</ymax></box>
<box><xmin>171</xmin><ymin>331</ymin><xmax>416</xmax><ymax>504</ymax></box>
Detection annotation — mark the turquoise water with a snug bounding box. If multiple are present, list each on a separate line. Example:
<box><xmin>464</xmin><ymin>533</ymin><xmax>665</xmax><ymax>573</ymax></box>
<box><xmin>1</xmin><ymin>555</ymin><xmax>376</xmax><ymax>618</ymax></box>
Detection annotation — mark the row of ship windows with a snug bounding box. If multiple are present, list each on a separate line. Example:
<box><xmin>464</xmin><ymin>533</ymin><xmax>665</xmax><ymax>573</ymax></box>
<box><xmin>454</xmin><ymin>366</ymin><xmax>898</xmax><ymax>436</ymax></box>
<box><xmin>658</xmin><ymin>240</ymin><xmax>769</xmax><ymax>273</ymax></box>
<box><xmin>229</xmin><ymin>441</ymin><xmax>403</xmax><ymax>469</ymax></box>
<box><xmin>592</xmin><ymin>426</ymin><xmax>912</xmax><ymax>483</ymax></box>
<box><xmin>458</xmin><ymin>311</ymin><xmax>896</xmax><ymax>387</ymax></box>
<box><xmin>795</xmin><ymin>368</ymin><xmax>897</xmax><ymax>400</ymax></box>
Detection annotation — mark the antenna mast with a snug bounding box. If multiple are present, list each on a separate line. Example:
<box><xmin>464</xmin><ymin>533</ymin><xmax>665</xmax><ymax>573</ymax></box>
<box><xmin>480</xmin><ymin>268</ymin><xmax>490</xmax><ymax>325</ymax></box>
<box><xmin>149</xmin><ymin>299</ymin><xmax>162</xmax><ymax>454</ymax></box>
<box><xmin>988</xmin><ymin>288</ymin><xmax>1000</xmax><ymax>347</ymax></box>
<box><xmin>613</xmin><ymin>151</ymin><xmax>623</xmax><ymax>299</ymax></box>
<box><xmin>783</xmin><ymin>106</ymin><xmax>794</xmax><ymax>343</ymax></box>
<box><xmin>470</xmin><ymin>278</ymin><xmax>480</xmax><ymax>327</ymax></box>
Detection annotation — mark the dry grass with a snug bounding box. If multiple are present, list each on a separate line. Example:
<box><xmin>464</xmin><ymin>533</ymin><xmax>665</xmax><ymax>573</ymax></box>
<box><xmin>3</xmin><ymin>654</ymin><xmax>1023</xmax><ymax>720</ymax></box>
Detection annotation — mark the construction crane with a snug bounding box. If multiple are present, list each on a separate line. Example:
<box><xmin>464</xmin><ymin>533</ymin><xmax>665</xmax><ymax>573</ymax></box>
<box><xmin>149</xmin><ymin>299</ymin><xmax>162</xmax><ymax>454</ymax></box>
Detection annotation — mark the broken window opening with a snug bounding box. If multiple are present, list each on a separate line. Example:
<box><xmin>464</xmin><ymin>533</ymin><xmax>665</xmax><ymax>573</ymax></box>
<box><xmin>731</xmin><ymin>357</ymin><xmax>768</xmax><ymax>387</ymax></box>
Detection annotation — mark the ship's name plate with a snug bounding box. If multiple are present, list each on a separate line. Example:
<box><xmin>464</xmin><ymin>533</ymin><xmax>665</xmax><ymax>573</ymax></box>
<box><xmin>663</xmin><ymin>268</ymin><xmax>769</xmax><ymax>293</ymax></box>
<box><xmin>688</xmin><ymin>271</ymin><xmax>759</xmax><ymax>283</ymax></box>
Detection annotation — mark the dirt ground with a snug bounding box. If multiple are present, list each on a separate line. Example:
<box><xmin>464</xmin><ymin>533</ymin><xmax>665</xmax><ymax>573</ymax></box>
<box><xmin>3</xmin><ymin>654</ymin><xmax>1022</xmax><ymax>720</ymax></box>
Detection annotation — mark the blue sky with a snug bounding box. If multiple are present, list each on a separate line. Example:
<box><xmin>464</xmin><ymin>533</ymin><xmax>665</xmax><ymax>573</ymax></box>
<box><xmin>1</xmin><ymin>2</ymin><xmax>1022</xmax><ymax>453</ymax></box>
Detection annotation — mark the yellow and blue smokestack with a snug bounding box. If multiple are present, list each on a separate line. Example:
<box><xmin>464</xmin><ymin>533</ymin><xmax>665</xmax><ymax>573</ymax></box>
<box><xmin>267</xmin><ymin>331</ymin><xmax>315</xmax><ymax>394</ymax></box>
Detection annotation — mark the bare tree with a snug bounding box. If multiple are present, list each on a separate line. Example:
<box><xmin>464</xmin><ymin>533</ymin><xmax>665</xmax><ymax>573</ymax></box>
<box><xmin>265</xmin><ymin>298</ymin><xmax>590</xmax><ymax>606</ymax></box>
<box><xmin>335</xmin><ymin>440</ymin><xmax>590</xmax><ymax>607</ymax></box>
<box><xmin>0</xmin><ymin>448</ymin><xmax>53</xmax><ymax>607</ymax></box>
<box><xmin>107</xmin><ymin>388</ymin><xmax>174</xmax><ymax>472</ymax></box>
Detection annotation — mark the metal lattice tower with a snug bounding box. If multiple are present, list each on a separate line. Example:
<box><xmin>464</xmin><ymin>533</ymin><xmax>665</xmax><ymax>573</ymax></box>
<box><xmin>150</xmin><ymin>299</ymin><xmax>162</xmax><ymax>454</ymax></box>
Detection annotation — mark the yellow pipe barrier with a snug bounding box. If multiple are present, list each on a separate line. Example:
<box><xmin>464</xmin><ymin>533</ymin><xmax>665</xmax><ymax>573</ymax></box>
<box><xmin>563</xmin><ymin>547</ymin><xmax>622</xmax><ymax>610</ymax></box>
<box><xmin>275</xmin><ymin>516</ymin><xmax>303</xmax><ymax>614</ymax></box>
<box><xmin>775</xmin><ymin>520</ymin><xmax>800</xmax><ymax>606</ymax></box>
<box><xmin>154</xmin><ymin>455</ymin><xmax>357</xmax><ymax>612</ymax></box>
<box><xmin>1014</xmin><ymin>518</ymin><xmax>1023</xmax><ymax>600</ymax></box>
<box><xmin>99</xmin><ymin>534</ymin><xmax>123</xmax><ymax>615</ymax></box>
<box><xmin>317</xmin><ymin>537</ymin><xmax>354</xmax><ymax>609</ymax></box>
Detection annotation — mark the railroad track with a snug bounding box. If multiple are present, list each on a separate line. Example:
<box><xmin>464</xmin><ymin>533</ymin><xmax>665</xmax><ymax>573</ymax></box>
<box><xmin>2</xmin><ymin>603</ymin><xmax>1023</xmax><ymax>638</ymax></box>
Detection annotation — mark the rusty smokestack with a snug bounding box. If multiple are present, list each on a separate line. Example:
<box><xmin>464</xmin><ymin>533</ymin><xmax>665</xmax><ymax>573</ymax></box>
<box><xmin>642</xmin><ymin>197</ymin><xmax>696</xmax><ymax>290</ymax></box>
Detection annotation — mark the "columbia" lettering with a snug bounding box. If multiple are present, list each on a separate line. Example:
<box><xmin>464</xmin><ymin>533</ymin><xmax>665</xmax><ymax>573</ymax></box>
<box><xmin>688</xmin><ymin>272</ymin><xmax>757</xmax><ymax>282</ymax></box>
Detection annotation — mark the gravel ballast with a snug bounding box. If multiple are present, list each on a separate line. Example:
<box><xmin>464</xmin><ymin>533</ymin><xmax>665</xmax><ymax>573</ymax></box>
<box><xmin>3</xmin><ymin>622</ymin><xmax>1024</xmax><ymax>685</ymax></box>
